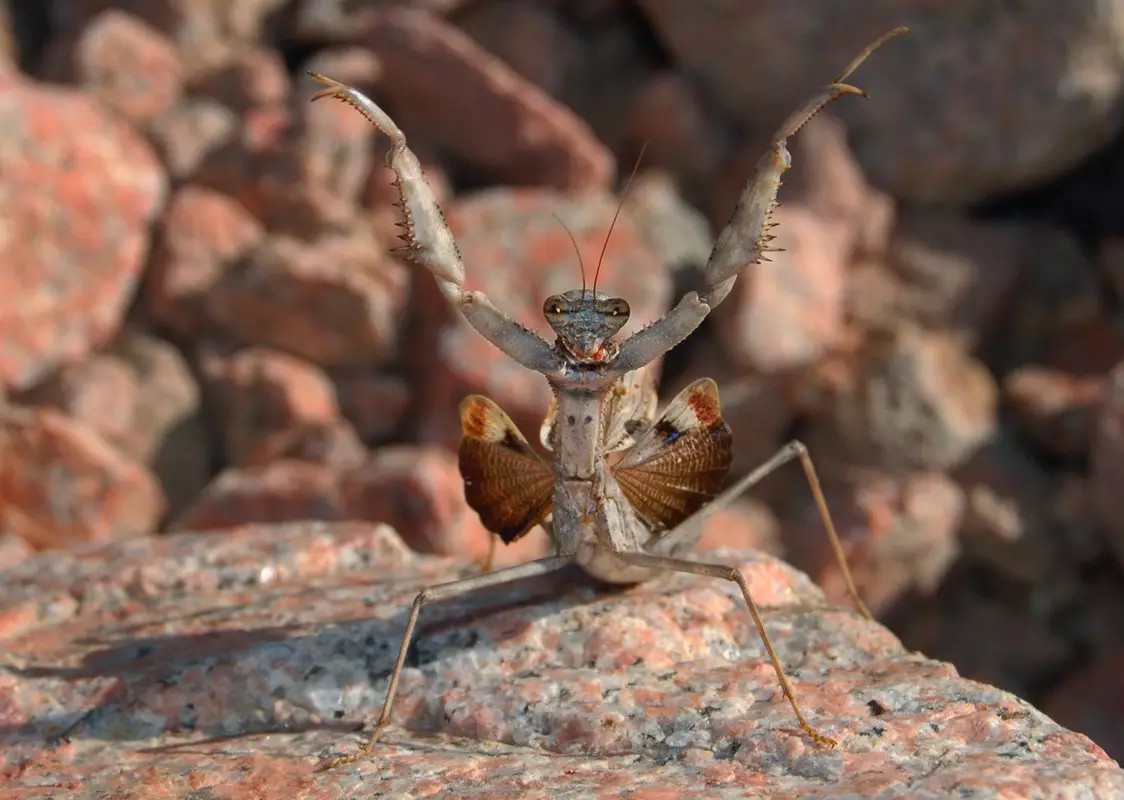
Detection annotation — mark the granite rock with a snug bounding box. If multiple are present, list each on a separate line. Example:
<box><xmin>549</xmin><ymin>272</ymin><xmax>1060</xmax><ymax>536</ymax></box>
<box><xmin>0</xmin><ymin>522</ymin><xmax>1120</xmax><ymax>796</ymax></box>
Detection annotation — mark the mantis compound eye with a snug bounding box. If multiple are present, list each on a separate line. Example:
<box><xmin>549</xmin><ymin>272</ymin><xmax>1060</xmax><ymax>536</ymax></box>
<box><xmin>604</xmin><ymin>298</ymin><xmax>630</xmax><ymax>319</ymax></box>
<box><xmin>543</xmin><ymin>295</ymin><xmax>568</xmax><ymax>318</ymax></box>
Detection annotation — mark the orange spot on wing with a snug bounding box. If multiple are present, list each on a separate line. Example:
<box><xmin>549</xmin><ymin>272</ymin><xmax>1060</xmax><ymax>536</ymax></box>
<box><xmin>461</xmin><ymin>397</ymin><xmax>490</xmax><ymax>438</ymax></box>
<box><xmin>686</xmin><ymin>386</ymin><xmax>721</xmax><ymax>427</ymax></box>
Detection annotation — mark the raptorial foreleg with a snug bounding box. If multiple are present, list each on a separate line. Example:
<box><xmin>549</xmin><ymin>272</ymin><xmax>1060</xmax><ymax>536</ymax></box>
<box><xmin>309</xmin><ymin>74</ymin><xmax>559</xmax><ymax>374</ymax></box>
<box><xmin>612</xmin><ymin>26</ymin><xmax>907</xmax><ymax>376</ymax></box>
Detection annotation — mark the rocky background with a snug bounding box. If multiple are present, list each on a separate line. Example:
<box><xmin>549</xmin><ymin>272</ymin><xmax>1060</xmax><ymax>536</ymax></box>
<box><xmin>1</xmin><ymin>0</ymin><xmax>1123</xmax><ymax>767</ymax></box>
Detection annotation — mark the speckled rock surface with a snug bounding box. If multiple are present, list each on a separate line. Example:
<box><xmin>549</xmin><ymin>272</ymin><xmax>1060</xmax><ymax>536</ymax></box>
<box><xmin>1</xmin><ymin>522</ymin><xmax>1120</xmax><ymax>797</ymax></box>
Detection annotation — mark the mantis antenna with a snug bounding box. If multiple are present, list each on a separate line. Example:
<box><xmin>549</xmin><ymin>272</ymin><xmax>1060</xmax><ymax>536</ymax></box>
<box><xmin>592</xmin><ymin>141</ymin><xmax>649</xmax><ymax>298</ymax></box>
<box><xmin>550</xmin><ymin>211</ymin><xmax>586</xmax><ymax>294</ymax></box>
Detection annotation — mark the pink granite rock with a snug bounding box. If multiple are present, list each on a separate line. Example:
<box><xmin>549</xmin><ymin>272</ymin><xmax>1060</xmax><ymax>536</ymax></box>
<box><xmin>0</xmin><ymin>75</ymin><xmax>166</xmax><ymax>391</ymax></box>
<box><xmin>203</xmin><ymin>231</ymin><xmax>410</xmax><ymax>368</ymax></box>
<box><xmin>196</xmin><ymin>342</ymin><xmax>342</xmax><ymax>467</ymax></box>
<box><xmin>0</xmin><ymin>406</ymin><xmax>165</xmax><ymax>552</ymax></box>
<box><xmin>17</xmin><ymin>329</ymin><xmax>209</xmax><ymax>520</ymax></box>
<box><xmin>145</xmin><ymin>185</ymin><xmax>266</xmax><ymax>341</ymax></box>
<box><xmin>0</xmin><ymin>522</ymin><xmax>1120</xmax><ymax>794</ymax></box>
<box><xmin>170</xmin><ymin>460</ymin><xmax>342</xmax><ymax>533</ymax></box>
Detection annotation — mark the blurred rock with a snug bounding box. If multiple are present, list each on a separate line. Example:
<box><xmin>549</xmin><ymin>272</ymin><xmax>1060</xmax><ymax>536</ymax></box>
<box><xmin>621</xmin><ymin>170</ymin><xmax>713</xmax><ymax>278</ymax></box>
<box><xmin>288</xmin><ymin>0</ymin><xmax>471</xmax><ymax>44</ymax></box>
<box><xmin>1050</xmin><ymin>474</ymin><xmax>1106</xmax><ymax>567</ymax></box>
<box><xmin>562</xmin><ymin>9</ymin><xmax>657</xmax><ymax>161</ymax></box>
<box><xmin>109</xmin><ymin>330</ymin><xmax>210</xmax><ymax>519</ymax></box>
<box><xmin>41</xmin><ymin>10</ymin><xmax>183</xmax><ymax>125</ymax></box>
<box><xmin>1090</xmin><ymin>361</ymin><xmax>1124</xmax><ymax>570</ymax></box>
<box><xmin>294</xmin><ymin>48</ymin><xmax>382</xmax><ymax>205</ymax></box>
<box><xmin>188</xmin><ymin>79</ymin><xmax>364</xmax><ymax>237</ymax></box>
<box><xmin>0</xmin><ymin>75</ymin><xmax>166</xmax><ymax>391</ymax></box>
<box><xmin>172</xmin><ymin>460</ymin><xmax>341</xmax><ymax>532</ymax></box>
<box><xmin>15</xmin><ymin>330</ymin><xmax>208</xmax><ymax>521</ymax></box>
<box><xmin>715</xmin><ymin>204</ymin><xmax>850</xmax><ymax>373</ymax></box>
<box><xmin>1067</xmin><ymin>573</ymin><xmax>1124</xmax><ymax>659</ymax></box>
<box><xmin>189</xmin><ymin>45</ymin><xmax>290</xmax><ymax>111</ymax></box>
<box><xmin>50</xmin><ymin>0</ymin><xmax>289</xmax><ymax>81</ymax></box>
<box><xmin>333</xmin><ymin>370</ymin><xmax>413</xmax><ymax>444</ymax></box>
<box><xmin>697</xmin><ymin>500</ymin><xmax>783</xmax><ymax>558</ymax></box>
<box><xmin>640</xmin><ymin>1</ymin><xmax>1124</xmax><ymax>204</ymax></box>
<box><xmin>456</xmin><ymin>1</ymin><xmax>581</xmax><ymax>98</ymax></box>
<box><xmin>0</xmin><ymin>532</ymin><xmax>32</xmax><ymax>571</ymax></box>
<box><xmin>712</xmin><ymin>115</ymin><xmax>891</xmax><ymax>258</ymax></box>
<box><xmin>1041</xmin><ymin>318</ymin><xmax>1124</xmax><ymax>378</ymax></box>
<box><xmin>784</xmin><ymin>469</ymin><xmax>963</xmax><ymax>615</ymax></box>
<box><xmin>996</xmin><ymin>227</ymin><xmax>1101</xmax><ymax>372</ymax></box>
<box><xmin>818</xmin><ymin>325</ymin><xmax>998</xmax><ymax>472</ymax></box>
<box><xmin>0</xmin><ymin>406</ymin><xmax>164</xmax><ymax>550</ymax></box>
<box><xmin>621</xmin><ymin>71</ymin><xmax>728</xmax><ymax>198</ymax></box>
<box><xmin>197</xmin><ymin>343</ymin><xmax>341</xmax><ymax>468</ymax></box>
<box><xmin>267</xmin><ymin>50</ymin><xmax>386</xmax><ymax>237</ymax></box>
<box><xmin>146</xmin><ymin>185</ymin><xmax>266</xmax><ymax>340</ymax></box>
<box><xmin>1044</xmin><ymin>647</ymin><xmax>1124</xmax><ymax>763</ymax></box>
<box><xmin>1003</xmin><ymin>366</ymin><xmax>1102</xmax><ymax>463</ymax></box>
<box><xmin>191</xmin><ymin>105</ymin><xmax>303</xmax><ymax>230</ymax></box>
<box><xmin>146</xmin><ymin>97</ymin><xmax>239</xmax><ymax>183</ymax></box>
<box><xmin>251</xmin><ymin>419</ymin><xmax>368</xmax><ymax>470</ymax></box>
<box><xmin>0</xmin><ymin>0</ymin><xmax>13</xmax><ymax>69</ymax></box>
<box><xmin>953</xmin><ymin>437</ymin><xmax>1065</xmax><ymax>586</ymax></box>
<box><xmin>893</xmin><ymin>581</ymin><xmax>1074</xmax><ymax>702</ymax></box>
<box><xmin>173</xmin><ymin>443</ymin><xmax>492</xmax><ymax>563</ymax></box>
<box><xmin>15</xmin><ymin>355</ymin><xmax>138</xmax><ymax>448</ymax></box>
<box><xmin>339</xmin><ymin>445</ymin><xmax>490</xmax><ymax>559</ymax></box>
<box><xmin>366</xmin><ymin>7</ymin><xmax>612</xmax><ymax>191</ymax></box>
<box><xmin>1098</xmin><ymin>236</ymin><xmax>1124</xmax><ymax>302</ymax></box>
<box><xmin>873</xmin><ymin>212</ymin><xmax>1024</xmax><ymax>350</ymax></box>
<box><xmin>204</xmin><ymin>230</ymin><xmax>410</xmax><ymax>367</ymax></box>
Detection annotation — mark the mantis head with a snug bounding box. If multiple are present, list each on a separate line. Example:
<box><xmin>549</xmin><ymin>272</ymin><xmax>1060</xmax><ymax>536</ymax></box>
<box><xmin>543</xmin><ymin>289</ymin><xmax>630</xmax><ymax>363</ymax></box>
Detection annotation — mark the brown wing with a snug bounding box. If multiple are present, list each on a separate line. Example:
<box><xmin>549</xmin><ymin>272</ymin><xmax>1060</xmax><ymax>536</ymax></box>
<box><xmin>612</xmin><ymin>378</ymin><xmax>733</xmax><ymax>534</ymax></box>
<box><xmin>539</xmin><ymin>367</ymin><xmax>657</xmax><ymax>454</ymax></box>
<box><xmin>460</xmin><ymin>395</ymin><xmax>554</xmax><ymax>544</ymax></box>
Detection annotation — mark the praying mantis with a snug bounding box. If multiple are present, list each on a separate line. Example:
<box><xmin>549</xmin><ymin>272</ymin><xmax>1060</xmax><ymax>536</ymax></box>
<box><xmin>309</xmin><ymin>24</ymin><xmax>908</xmax><ymax>770</ymax></box>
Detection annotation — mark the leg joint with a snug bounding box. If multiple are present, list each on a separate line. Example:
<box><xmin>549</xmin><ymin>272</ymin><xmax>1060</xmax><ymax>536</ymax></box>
<box><xmin>783</xmin><ymin>439</ymin><xmax>809</xmax><ymax>458</ymax></box>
